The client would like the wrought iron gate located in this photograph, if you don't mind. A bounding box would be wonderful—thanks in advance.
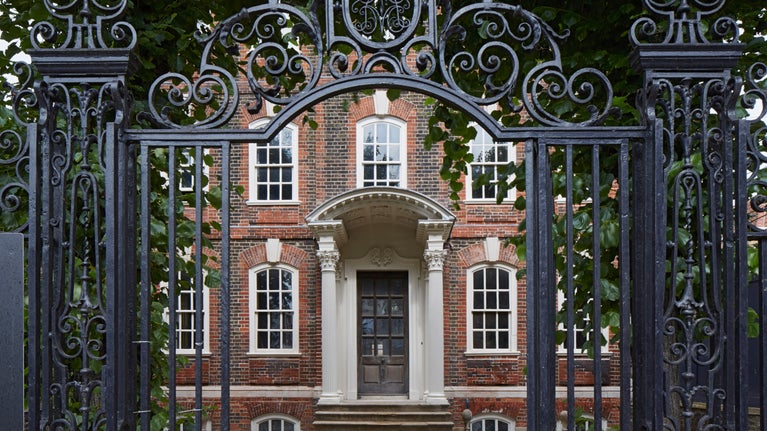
[2,0,766,429]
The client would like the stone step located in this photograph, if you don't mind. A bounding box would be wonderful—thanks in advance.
[314,402,455,431]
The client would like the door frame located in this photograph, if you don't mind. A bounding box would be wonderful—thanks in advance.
[356,271,409,396]
[342,249,424,400]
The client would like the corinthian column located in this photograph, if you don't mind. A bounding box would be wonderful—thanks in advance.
[423,247,448,404]
[317,247,341,403]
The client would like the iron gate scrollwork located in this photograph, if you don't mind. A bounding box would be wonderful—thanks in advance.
[1,0,765,430]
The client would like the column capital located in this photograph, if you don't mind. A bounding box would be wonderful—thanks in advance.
[317,250,340,271]
[423,249,447,271]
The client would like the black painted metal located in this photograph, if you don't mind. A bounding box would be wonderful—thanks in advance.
[1,0,765,430]
[0,233,25,431]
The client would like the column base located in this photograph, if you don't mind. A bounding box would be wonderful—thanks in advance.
[317,393,343,405]
[423,392,449,405]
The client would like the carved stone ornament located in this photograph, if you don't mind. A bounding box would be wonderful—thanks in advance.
[317,250,340,271]
[423,249,447,271]
[370,247,394,267]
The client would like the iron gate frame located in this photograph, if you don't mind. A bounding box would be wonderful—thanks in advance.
[1,0,766,430]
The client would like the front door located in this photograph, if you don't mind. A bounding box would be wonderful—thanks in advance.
[358,272,408,396]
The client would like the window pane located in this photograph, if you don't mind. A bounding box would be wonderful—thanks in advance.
[389,165,400,180]
[486,332,496,349]
[281,167,291,182]
[283,332,293,348]
[499,331,509,349]
[486,268,497,289]
[376,164,387,180]
[473,270,484,288]
[473,332,483,349]
[257,148,267,164]
[376,123,387,142]
[258,332,268,349]
[257,167,268,182]
[364,144,374,161]
[390,125,400,143]
[364,125,374,143]
[474,292,484,309]
[473,313,483,329]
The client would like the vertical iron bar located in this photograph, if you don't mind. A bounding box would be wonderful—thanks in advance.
[168,147,178,430]
[105,122,122,431]
[565,144,575,431]
[139,145,151,430]
[734,119,749,429]
[592,145,603,430]
[525,139,540,430]
[221,142,231,431]
[39,120,53,429]
[526,139,556,430]
[27,123,41,431]
[631,120,666,428]
[618,140,631,431]
[760,239,767,431]
[195,145,204,429]
[118,122,138,428]
[722,106,738,429]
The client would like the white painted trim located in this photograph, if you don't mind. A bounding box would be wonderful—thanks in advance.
[248,263,300,355]
[465,123,517,203]
[444,385,624,399]
[251,414,301,431]
[342,249,425,401]
[247,120,299,204]
[465,263,519,355]
[356,117,408,188]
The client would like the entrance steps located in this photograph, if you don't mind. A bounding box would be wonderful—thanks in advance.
[313,401,455,431]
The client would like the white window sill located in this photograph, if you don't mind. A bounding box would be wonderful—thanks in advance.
[464,351,521,357]
[246,352,301,358]
[245,200,301,206]
[175,351,212,357]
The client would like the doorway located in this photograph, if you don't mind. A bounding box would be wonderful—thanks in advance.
[357,271,408,396]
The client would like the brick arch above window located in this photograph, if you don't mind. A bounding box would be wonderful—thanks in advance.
[457,237,519,268]
[347,90,416,123]
[247,402,309,423]
[238,241,309,271]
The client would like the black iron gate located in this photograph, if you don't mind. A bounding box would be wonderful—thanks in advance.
[2,0,766,430]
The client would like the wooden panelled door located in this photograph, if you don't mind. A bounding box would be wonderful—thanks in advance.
[358,272,408,396]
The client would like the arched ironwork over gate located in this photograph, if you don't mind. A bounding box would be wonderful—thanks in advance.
[2,0,766,430]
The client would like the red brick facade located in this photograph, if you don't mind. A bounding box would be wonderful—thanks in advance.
[176,91,621,430]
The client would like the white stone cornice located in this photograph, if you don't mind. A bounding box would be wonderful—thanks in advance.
[416,219,454,244]
[308,220,348,246]
[423,249,447,271]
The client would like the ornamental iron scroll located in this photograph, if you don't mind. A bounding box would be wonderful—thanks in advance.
[630,0,739,45]
[141,0,617,130]
[0,62,36,233]
[631,0,751,428]
[744,63,767,234]
[30,0,136,50]
[34,78,133,431]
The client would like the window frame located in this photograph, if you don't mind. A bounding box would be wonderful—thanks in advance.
[356,116,408,188]
[247,120,300,205]
[556,290,611,355]
[248,264,300,356]
[469,414,516,431]
[465,124,515,203]
[173,271,211,355]
[465,264,519,354]
[162,269,211,356]
[251,414,301,431]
